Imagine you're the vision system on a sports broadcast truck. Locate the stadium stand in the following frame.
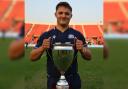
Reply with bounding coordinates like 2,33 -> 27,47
25,24 -> 49,44
0,0 -> 24,38
75,25 -> 84,34
1,0 -> 127,46
0,0 -> 11,20
104,2 -> 126,22
123,2 -> 128,11
24,23 -> 104,46
25,23 -> 32,35
103,1 -> 128,34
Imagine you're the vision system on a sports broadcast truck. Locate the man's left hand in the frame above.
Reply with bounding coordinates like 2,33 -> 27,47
75,38 -> 83,51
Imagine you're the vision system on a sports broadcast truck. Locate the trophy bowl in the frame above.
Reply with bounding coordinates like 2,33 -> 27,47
52,43 -> 74,89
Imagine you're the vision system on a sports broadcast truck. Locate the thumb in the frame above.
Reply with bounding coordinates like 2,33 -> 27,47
48,37 -> 51,39
74,37 -> 77,43
47,37 -> 51,41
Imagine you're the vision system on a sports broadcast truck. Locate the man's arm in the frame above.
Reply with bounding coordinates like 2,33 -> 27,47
29,46 -> 45,61
30,37 -> 51,61
103,41 -> 109,59
79,47 -> 91,60
75,38 -> 92,60
8,39 -> 24,60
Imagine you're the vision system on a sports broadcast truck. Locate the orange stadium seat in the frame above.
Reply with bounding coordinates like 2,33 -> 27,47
0,20 -> 11,31
32,24 -> 49,36
123,2 -> 128,11
25,23 -> 32,35
25,24 -> 49,43
24,24 -> 104,45
0,0 -> 24,34
75,25 -> 84,34
104,2 -> 127,22
122,22 -> 128,32
7,1 -> 24,20
83,25 -> 104,45
83,25 -> 103,37
12,21 -> 23,33
0,0 -> 11,19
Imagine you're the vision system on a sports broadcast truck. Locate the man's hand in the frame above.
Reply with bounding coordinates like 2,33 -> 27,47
75,38 -> 83,51
42,37 -> 51,50
30,37 -> 51,61
75,38 -> 91,60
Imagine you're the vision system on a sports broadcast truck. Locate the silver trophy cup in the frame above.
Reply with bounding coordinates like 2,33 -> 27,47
52,43 -> 74,89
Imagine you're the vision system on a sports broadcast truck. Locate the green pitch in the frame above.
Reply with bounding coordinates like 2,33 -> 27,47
0,39 -> 128,89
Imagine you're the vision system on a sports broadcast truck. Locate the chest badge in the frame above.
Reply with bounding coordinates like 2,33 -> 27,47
68,34 -> 74,39
52,35 -> 56,39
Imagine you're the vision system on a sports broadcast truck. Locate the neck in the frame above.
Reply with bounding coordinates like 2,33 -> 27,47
56,24 -> 69,32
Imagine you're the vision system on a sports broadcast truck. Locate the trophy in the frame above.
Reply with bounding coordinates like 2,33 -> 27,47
52,43 -> 74,89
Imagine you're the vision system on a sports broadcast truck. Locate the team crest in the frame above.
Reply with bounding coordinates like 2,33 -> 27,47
52,35 -> 56,39
68,34 -> 74,39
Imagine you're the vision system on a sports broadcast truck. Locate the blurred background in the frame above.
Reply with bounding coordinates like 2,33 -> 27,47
0,0 -> 128,89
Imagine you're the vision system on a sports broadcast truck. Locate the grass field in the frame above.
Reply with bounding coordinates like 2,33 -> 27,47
0,39 -> 128,89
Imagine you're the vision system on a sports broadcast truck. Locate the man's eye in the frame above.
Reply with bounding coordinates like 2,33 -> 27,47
65,12 -> 70,15
58,12 -> 70,15
58,12 -> 63,15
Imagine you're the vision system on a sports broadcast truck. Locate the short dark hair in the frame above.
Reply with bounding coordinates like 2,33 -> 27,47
56,2 -> 72,12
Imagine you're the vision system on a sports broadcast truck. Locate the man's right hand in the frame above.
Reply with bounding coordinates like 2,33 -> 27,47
42,37 -> 51,50
30,37 -> 51,61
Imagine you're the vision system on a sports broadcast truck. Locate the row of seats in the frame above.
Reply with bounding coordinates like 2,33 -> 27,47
0,0 -> 128,45
104,2 -> 127,22
24,1 -> 128,44
0,0 -> 24,33
0,1 -> 127,33
103,1 -> 128,34
24,24 -> 104,45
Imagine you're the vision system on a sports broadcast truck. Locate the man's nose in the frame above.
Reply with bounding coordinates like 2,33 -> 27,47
61,13 -> 66,17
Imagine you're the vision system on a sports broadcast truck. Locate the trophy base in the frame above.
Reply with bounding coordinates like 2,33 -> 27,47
56,75 -> 69,89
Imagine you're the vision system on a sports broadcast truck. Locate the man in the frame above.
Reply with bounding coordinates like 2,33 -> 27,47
8,19 -> 24,60
30,2 -> 91,89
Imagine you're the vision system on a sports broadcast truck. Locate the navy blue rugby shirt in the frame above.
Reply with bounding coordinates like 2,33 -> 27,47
35,27 -> 87,77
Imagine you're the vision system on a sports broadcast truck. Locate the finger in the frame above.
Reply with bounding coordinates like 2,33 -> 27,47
48,37 -> 51,40
76,42 -> 83,45
76,44 -> 83,47
76,39 -> 82,42
76,41 -> 82,44
45,41 -> 50,44
43,40 -> 50,44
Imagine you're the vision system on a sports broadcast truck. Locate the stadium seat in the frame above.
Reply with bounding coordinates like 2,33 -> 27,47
0,0 -> 11,19
104,2 -> 127,22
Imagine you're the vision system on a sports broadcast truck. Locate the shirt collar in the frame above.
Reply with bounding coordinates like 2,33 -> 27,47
54,26 -> 70,33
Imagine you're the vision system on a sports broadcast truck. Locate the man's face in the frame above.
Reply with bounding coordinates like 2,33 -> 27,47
55,6 -> 72,26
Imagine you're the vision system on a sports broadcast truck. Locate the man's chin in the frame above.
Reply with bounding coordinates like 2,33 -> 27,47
60,22 -> 69,27
60,24 -> 68,27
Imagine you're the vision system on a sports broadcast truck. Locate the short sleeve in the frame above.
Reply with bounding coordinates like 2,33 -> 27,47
34,32 -> 49,48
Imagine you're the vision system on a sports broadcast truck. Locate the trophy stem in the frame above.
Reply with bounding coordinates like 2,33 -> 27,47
56,75 -> 69,89
60,71 -> 65,75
